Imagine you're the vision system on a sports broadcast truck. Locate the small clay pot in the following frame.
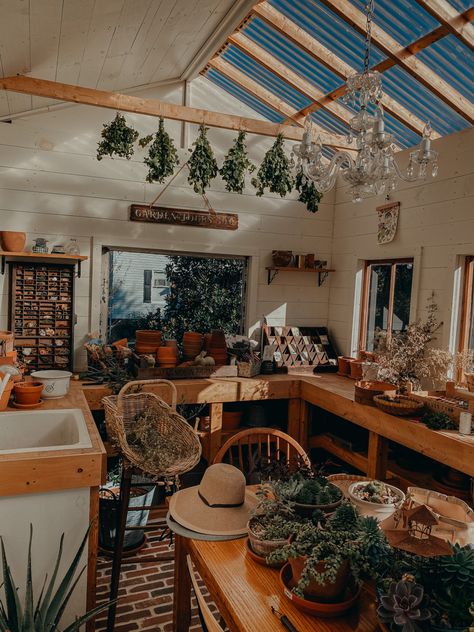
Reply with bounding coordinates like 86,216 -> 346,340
349,360 -> 364,380
14,381 -> 43,405
1,231 -> 26,252
288,556 -> 350,603
337,356 -> 355,375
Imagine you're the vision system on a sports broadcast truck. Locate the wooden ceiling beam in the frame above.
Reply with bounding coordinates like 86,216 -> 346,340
317,0 -> 474,123
414,0 -> 474,51
228,31 -> 356,129
0,74 -> 344,146
253,2 -> 440,136
206,58 -> 352,148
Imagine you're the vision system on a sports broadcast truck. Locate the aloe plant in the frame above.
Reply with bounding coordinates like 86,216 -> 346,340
0,525 -> 111,632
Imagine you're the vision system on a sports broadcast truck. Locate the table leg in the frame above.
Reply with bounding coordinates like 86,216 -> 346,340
208,403 -> 223,463
173,534 -> 192,632
367,431 -> 388,479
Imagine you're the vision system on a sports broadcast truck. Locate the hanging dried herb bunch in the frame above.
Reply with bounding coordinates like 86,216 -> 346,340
296,169 -> 322,213
141,117 -> 179,183
251,134 -> 294,197
219,130 -> 255,193
96,112 -> 139,161
187,124 -> 218,194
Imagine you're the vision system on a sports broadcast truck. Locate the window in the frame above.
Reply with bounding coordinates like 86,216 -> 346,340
459,256 -> 474,353
153,270 -> 167,289
359,259 -> 414,352
144,269 -> 169,304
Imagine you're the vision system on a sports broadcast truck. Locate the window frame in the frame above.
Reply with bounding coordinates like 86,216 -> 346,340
458,256 -> 474,355
358,257 -> 414,353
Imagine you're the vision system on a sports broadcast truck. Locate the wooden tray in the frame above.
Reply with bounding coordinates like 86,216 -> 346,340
131,361 -> 238,380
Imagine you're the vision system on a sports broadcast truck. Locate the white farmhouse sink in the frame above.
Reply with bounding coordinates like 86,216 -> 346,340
0,409 -> 92,453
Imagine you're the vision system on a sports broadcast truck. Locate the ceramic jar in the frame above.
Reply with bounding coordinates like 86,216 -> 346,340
1,231 -> 26,252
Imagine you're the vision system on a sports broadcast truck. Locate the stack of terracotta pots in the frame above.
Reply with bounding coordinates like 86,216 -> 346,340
183,332 -> 203,360
157,340 -> 179,368
135,330 -> 162,355
208,330 -> 227,366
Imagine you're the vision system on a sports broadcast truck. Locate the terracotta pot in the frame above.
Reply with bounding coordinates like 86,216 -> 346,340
288,556 -> 350,603
222,410 -> 242,431
465,372 -> 474,393
203,334 -> 212,351
157,347 -> 176,358
14,381 -> 43,405
349,360 -> 364,380
183,332 -> 202,341
354,380 -> 397,406
210,330 -> 226,346
136,330 -> 162,339
1,231 -> 26,252
337,356 -> 355,375
0,381 -> 14,410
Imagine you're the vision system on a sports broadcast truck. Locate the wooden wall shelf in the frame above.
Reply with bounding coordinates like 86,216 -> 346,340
265,266 -> 335,286
0,251 -> 87,277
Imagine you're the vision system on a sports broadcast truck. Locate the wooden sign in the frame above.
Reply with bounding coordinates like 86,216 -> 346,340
129,204 -> 238,230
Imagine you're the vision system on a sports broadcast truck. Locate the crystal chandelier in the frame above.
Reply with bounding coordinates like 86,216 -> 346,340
291,0 -> 439,202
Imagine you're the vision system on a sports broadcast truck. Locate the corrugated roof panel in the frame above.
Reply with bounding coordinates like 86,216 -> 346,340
242,17 -> 344,94
417,35 -> 474,103
310,108 -> 351,136
205,69 -> 285,123
448,0 -> 474,11
268,0 -> 386,70
221,45 -> 312,111
349,0 -> 440,45
381,66 -> 470,135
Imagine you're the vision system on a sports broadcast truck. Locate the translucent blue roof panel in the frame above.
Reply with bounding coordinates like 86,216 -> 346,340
242,17 -> 344,94
268,0 -> 387,70
310,108 -> 350,136
382,66 -> 470,136
417,35 -> 474,103
448,0 -> 474,11
349,0 -> 440,45
221,45 -> 311,110
205,69 -> 285,123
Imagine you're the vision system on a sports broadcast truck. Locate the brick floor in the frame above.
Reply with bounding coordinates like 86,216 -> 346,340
95,508 -> 222,632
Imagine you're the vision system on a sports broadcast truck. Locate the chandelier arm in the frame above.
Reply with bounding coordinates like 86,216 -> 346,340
303,151 -> 354,193
392,158 -> 419,183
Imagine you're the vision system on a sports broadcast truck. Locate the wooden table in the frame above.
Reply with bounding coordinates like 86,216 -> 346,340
172,534 -> 378,632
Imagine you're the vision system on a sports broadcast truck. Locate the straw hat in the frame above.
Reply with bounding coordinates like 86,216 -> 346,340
169,463 -> 257,536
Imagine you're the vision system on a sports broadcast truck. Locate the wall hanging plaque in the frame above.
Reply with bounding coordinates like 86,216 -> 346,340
377,201 -> 400,244
129,204 -> 238,231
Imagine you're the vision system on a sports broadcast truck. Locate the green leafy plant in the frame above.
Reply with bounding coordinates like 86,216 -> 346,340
142,117 -> 179,183
421,411 -> 456,431
219,130 -> 255,193
295,169 -> 322,213
96,112 -> 139,161
187,124 -> 218,194
272,474 -> 342,507
0,525 -> 111,632
251,134 -> 294,197
438,543 -> 474,591
268,502 -> 390,597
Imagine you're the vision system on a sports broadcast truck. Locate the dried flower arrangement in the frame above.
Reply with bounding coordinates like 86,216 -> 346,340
140,117 -> 179,183
295,169 -> 322,213
252,134 -> 294,197
96,112 -> 139,160
219,130 -> 255,193
187,124 -> 218,194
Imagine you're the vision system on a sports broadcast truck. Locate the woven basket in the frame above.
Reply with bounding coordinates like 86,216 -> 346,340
354,380 -> 397,406
103,379 -> 201,478
373,394 -> 424,417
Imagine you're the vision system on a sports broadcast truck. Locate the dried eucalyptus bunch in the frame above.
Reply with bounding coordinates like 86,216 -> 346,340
187,124 -> 218,194
296,169 -> 322,213
252,134 -> 294,197
219,130 -> 255,193
96,112 -> 139,160
141,117 -> 179,183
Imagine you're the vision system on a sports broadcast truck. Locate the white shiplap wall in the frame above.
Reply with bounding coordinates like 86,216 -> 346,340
328,126 -> 474,356
0,76 -> 334,369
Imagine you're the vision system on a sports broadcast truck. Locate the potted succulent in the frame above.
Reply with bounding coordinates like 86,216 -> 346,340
378,579 -> 431,632
272,473 -> 343,518
269,502 -> 390,603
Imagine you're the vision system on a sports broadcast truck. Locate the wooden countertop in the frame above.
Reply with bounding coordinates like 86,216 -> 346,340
0,381 -> 106,497
82,373 -> 474,478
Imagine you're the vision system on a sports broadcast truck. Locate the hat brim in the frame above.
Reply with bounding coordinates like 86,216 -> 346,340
169,485 -> 258,536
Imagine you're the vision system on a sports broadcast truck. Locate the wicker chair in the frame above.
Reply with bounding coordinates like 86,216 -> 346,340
212,427 -> 311,479
102,379 -> 202,632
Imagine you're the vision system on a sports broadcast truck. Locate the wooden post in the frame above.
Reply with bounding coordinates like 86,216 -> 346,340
287,398 -> 310,449
86,487 -> 99,632
367,431 -> 388,480
208,403 -> 223,463
173,534 -> 191,632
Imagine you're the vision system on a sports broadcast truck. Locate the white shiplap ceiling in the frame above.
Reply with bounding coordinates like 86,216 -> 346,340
0,0 -> 254,117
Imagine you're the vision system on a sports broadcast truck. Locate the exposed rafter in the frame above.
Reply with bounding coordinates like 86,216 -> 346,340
0,75 -> 349,148
317,0 -> 474,123
252,1 -> 441,136
414,0 -> 474,51
228,31 -> 357,130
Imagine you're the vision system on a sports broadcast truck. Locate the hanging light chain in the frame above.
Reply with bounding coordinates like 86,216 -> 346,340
363,0 -> 375,73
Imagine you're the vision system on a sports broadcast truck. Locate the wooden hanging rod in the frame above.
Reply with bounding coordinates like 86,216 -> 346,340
0,75 -> 351,149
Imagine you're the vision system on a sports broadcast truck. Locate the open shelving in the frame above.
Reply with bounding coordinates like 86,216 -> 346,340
265,266 -> 335,286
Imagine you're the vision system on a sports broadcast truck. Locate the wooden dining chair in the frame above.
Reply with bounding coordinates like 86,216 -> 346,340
186,555 -> 224,632
212,427 -> 311,477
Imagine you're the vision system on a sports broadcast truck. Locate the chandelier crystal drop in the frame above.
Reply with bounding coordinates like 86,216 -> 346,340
291,0 -> 439,203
